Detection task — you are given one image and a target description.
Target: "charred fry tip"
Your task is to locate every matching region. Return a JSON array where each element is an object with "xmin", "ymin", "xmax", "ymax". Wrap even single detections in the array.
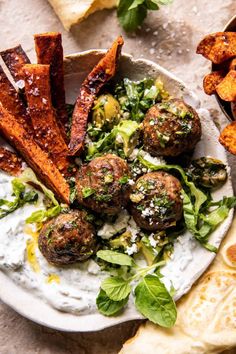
[
  {"xmin": 68, "ymin": 36, "xmax": 124, "ymax": 156},
  {"xmin": 34, "ymin": 32, "xmax": 61, "ymax": 38}
]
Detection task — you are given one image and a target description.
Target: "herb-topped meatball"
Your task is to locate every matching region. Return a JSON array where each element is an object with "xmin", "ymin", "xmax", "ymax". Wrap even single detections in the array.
[
  {"xmin": 130, "ymin": 171, "xmax": 183, "ymax": 231},
  {"xmin": 76, "ymin": 154, "xmax": 130, "ymax": 215},
  {"xmin": 143, "ymin": 98, "xmax": 201, "ymax": 157},
  {"xmin": 38, "ymin": 210, "xmax": 96, "ymax": 266}
]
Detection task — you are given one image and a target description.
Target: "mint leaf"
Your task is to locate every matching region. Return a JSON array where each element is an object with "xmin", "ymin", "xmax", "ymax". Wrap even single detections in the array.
[
  {"xmin": 96, "ymin": 289, "xmax": 129, "ymax": 316},
  {"xmin": 129, "ymin": 0, "xmax": 145, "ymax": 10},
  {"xmin": 118, "ymin": 0, "xmax": 147, "ymax": 32},
  {"xmin": 145, "ymin": 0, "xmax": 159, "ymax": 10},
  {"xmin": 97, "ymin": 250, "xmax": 135, "ymax": 266},
  {"xmin": 135, "ymin": 274, "xmax": 177, "ymax": 327},
  {"xmin": 101, "ymin": 276, "xmax": 131, "ymax": 301}
]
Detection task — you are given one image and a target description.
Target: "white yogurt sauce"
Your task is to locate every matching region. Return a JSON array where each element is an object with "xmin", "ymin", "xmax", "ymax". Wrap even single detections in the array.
[{"xmin": 0, "ymin": 166, "xmax": 214, "ymax": 315}]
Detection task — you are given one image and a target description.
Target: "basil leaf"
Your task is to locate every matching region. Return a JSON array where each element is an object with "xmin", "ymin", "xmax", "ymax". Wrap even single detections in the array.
[
  {"xmin": 117, "ymin": 0, "xmax": 147, "ymax": 32},
  {"xmin": 101, "ymin": 276, "xmax": 131, "ymax": 301},
  {"xmin": 96, "ymin": 289, "xmax": 129, "ymax": 316},
  {"xmin": 97, "ymin": 250, "xmax": 135, "ymax": 266},
  {"xmin": 135, "ymin": 274, "xmax": 177, "ymax": 327}
]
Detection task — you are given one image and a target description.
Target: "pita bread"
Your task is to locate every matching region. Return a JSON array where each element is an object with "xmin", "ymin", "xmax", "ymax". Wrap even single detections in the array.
[
  {"xmin": 48, "ymin": 0, "xmax": 118, "ymax": 30},
  {"xmin": 120, "ymin": 217, "xmax": 236, "ymax": 354}
]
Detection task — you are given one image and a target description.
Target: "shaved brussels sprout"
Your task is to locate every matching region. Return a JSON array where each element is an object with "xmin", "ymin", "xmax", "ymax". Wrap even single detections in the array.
[
  {"xmin": 92, "ymin": 94, "xmax": 121, "ymax": 130},
  {"xmin": 186, "ymin": 157, "xmax": 228, "ymax": 189}
]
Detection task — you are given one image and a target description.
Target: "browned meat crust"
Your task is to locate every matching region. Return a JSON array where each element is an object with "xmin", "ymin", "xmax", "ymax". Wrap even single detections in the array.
[
  {"xmin": 38, "ymin": 210, "xmax": 96, "ymax": 265},
  {"xmin": 76, "ymin": 154, "xmax": 130, "ymax": 215},
  {"xmin": 69, "ymin": 36, "xmax": 124, "ymax": 156},
  {"xmin": 130, "ymin": 171, "xmax": 183, "ymax": 231},
  {"xmin": 143, "ymin": 98, "xmax": 201, "ymax": 157}
]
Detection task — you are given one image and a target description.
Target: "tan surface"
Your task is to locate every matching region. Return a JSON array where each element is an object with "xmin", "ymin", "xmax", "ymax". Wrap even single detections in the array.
[{"xmin": 0, "ymin": 0, "xmax": 236, "ymax": 353}]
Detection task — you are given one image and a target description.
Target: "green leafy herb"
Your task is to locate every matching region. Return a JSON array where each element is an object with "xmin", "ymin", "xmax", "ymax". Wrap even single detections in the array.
[
  {"xmin": 96, "ymin": 289, "xmax": 129, "ymax": 316},
  {"xmin": 68, "ymin": 177, "xmax": 77, "ymax": 203},
  {"xmin": 0, "ymin": 179, "xmax": 38, "ymax": 219},
  {"xmin": 97, "ymin": 250, "xmax": 135, "ymax": 266},
  {"xmin": 119, "ymin": 176, "xmax": 129, "ymax": 184},
  {"xmin": 82, "ymin": 187, "xmax": 96, "ymax": 199},
  {"xmin": 101, "ymin": 276, "xmax": 131, "ymax": 301},
  {"xmin": 117, "ymin": 0, "xmax": 172, "ymax": 32},
  {"xmin": 135, "ymin": 274, "xmax": 177, "ymax": 327}
]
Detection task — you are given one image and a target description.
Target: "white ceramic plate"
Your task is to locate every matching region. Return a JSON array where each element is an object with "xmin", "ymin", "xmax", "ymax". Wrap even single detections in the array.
[{"xmin": 0, "ymin": 51, "xmax": 233, "ymax": 332}]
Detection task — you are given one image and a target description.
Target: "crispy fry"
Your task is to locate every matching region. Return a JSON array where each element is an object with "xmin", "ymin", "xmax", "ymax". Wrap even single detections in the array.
[
  {"xmin": 34, "ymin": 32, "xmax": 68, "ymax": 140},
  {"xmin": 0, "ymin": 65, "xmax": 32, "ymax": 132},
  {"xmin": 0, "ymin": 104, "xmax": 70, "ymax": 203},
  {"xmin": 196, "ymin": 32, "xmax": 236, "ymax": 64},
  {"xmin": 22, "ymin": 64, "xmax": 69, "ymax": 173},
  {"xmin": 0, "ymin": 45, "xmax": 30, "ymax": 82},
  {"xmin": 229, "ymin": 58, "xmax": 236, "ymax": 71},
  {"xmin": 216, "ymin": 70, "xmax": 236, "ymax": 102},
  {"xmin": 219, "ymin": 121, "xmax": 236, "ymax": 155},
  {"xmin": 68, "ymin": 36, "xmax": 124, "ymax": 156},
  {"xmin": 0, "ymin": 146, "xmax": 22, "ymax": 176},
  {"xmin": 203, "ymin": 71, "xmax": 225, "ymax": 95}
]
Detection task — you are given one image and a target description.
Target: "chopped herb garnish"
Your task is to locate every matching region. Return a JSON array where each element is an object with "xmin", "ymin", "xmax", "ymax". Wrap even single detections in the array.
[
  {"xmin": 82, "ymin": 187, "xmax": 96, "ymax": 199},
  {"xmin": 119, "ymin": 176, "xmax": 129, "ymax": 184}
]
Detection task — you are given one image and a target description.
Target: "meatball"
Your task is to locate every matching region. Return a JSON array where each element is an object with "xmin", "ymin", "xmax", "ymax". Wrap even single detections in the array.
[
  {"xmin": 130, "ymin": 171, "xmax": 183, "ymax": 231},
  {"xmin": 143, "ymin": 98, "xmax": 201, "ymax": 157},
  {"xmin": 76, "ymin": 154, "xmax": 130, "ymax": 215},
  {"xmin": 38, "ymin": 210, "xmax": 96, "ymax": 266}
]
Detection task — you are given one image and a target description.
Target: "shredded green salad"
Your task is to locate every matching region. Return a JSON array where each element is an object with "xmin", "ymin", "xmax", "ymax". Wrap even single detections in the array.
[{"xmin": 0, "ymin": 76, "xmax": 235, "ymax": 328}]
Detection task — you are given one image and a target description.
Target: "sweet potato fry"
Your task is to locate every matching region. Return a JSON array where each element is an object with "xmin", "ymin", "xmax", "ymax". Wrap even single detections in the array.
[
  {"xmin": 219, "ymin": 121, "xmax": 236, "ymax": 155},
  {"xmin": 216, "ymin": 70, "xmax": 236, "ymax": 102},
  {"xmin": 22, "ymin": 64, "xmax": 69, "ymax": 173},
  {"xmin": 0, "ymin": 104, "xmax": 70, "ymax": 203},
  {"xmin": 68, "ymin": 36, "xmax": 124, "ymax": 156},
  {"xmin": 0, "ymin": 65, "xmax": 32, "ymax": 133},
  {"xmin": 196, "ymin": 32, "xmax": 236, "ymax": 64},
  {"xmin": 34, "ymin": 32, "xmax": 68, "ymax": 140},
  {"xmin": 229, "ymin": 58, "xmax": 236, "ymax": 71},
  {"xmin": 0, "ymin": 45, "xmax": 30, "ymax": 82},
  {"xmin": 0, "ymin": 147, "xmax": 22, "ymax": 176},
  {"xmin": 203, "ymin": 71, "xmax": 225, "ymax": 95}
]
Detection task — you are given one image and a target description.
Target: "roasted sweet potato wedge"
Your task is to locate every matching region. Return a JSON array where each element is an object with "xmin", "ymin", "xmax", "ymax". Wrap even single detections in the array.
[
  {"xmin": 34, "ymin": 32, "xmax": 68, "ymax": 140},
  {"xmin": 0, "ymin": 65, "xmax": 32, "ymax": 133},
  {"xmin": 203, "ymin": 71, "xmax": 225, "ymax": 95},
  {"xmin": 0, "ymin": 45, "xmax": 30, "ymax": 82},
  {"xmin": 0, "ymin": 147, "xmax": 22, "ymax": 176},
  {"xmin": 219, "ymin": 121, "xmax": 236, "ymax": 155},
  {"xmin": 0, "ymin": 104, "xmax": 70, "ymax": 203},
  {"xmin": 196, "ymin": 32, "xmax": 236, "ymax": 64},
  {"xmin": 229, "ymin": 58, "xmax": 236, "ymax": 71},
  {"xmin": 22, "ymin": 64, "xmax": 69, "ymax": 173},
  {"xmin": 68, "ymin": 36, "xmax": 124, "ymax": 156},
  {"xmin": 216, "ymin": 70, "xmax": 236, "ymax": 102}
]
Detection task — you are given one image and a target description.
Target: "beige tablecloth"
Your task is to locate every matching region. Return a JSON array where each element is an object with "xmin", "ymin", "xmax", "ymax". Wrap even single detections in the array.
[{"xmin": 0, "ymin": 0, "xmax": 235, "ymax": 353}]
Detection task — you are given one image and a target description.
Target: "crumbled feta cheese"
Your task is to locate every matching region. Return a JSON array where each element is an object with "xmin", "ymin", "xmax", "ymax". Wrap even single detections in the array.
[
  {"xmin": 126, "ymin": 243, "xmax": 138, "ymax": 256},
  {"xmin": 149, "ymin": 233, "xmax": 158, "ymax": 247}
]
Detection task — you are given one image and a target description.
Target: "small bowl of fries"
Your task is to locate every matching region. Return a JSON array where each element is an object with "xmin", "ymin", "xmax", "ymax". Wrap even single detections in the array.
[{"xmin": 196, "ymin": 15, "xmax": 236, "ymax": 155}]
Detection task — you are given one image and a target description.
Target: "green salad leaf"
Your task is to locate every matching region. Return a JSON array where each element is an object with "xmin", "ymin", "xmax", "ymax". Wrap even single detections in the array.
[
  {"xmin": 15, "ymin": 168, "xmax": 62, "ymax": 225},
  {"xmin": 101, "ymin": 276, "xmax": 131, "ymax": 301},
  {"xmin": 96, "ymin": 289, "xmax": 129, "ymax": 316},
  {"xmin": 97, "ymin": 250, "xmax": 135, "ymax": 266},
  {"xmin": 0, "ymin": 179, "xmax": 38, "ymax": 219},
  {"xmin": 134, "ymin": 274, "xmax": 177, "ymax": 327}
]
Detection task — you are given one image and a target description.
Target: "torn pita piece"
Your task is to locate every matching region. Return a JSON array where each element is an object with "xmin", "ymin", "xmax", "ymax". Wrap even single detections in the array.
[
  {"xmin": 121, "ymin": 217, "xmax": 236, "ymax": 354},
  {"xmin": 48, "ymin": 0, "xmax": 118, "ymax": 31}
]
